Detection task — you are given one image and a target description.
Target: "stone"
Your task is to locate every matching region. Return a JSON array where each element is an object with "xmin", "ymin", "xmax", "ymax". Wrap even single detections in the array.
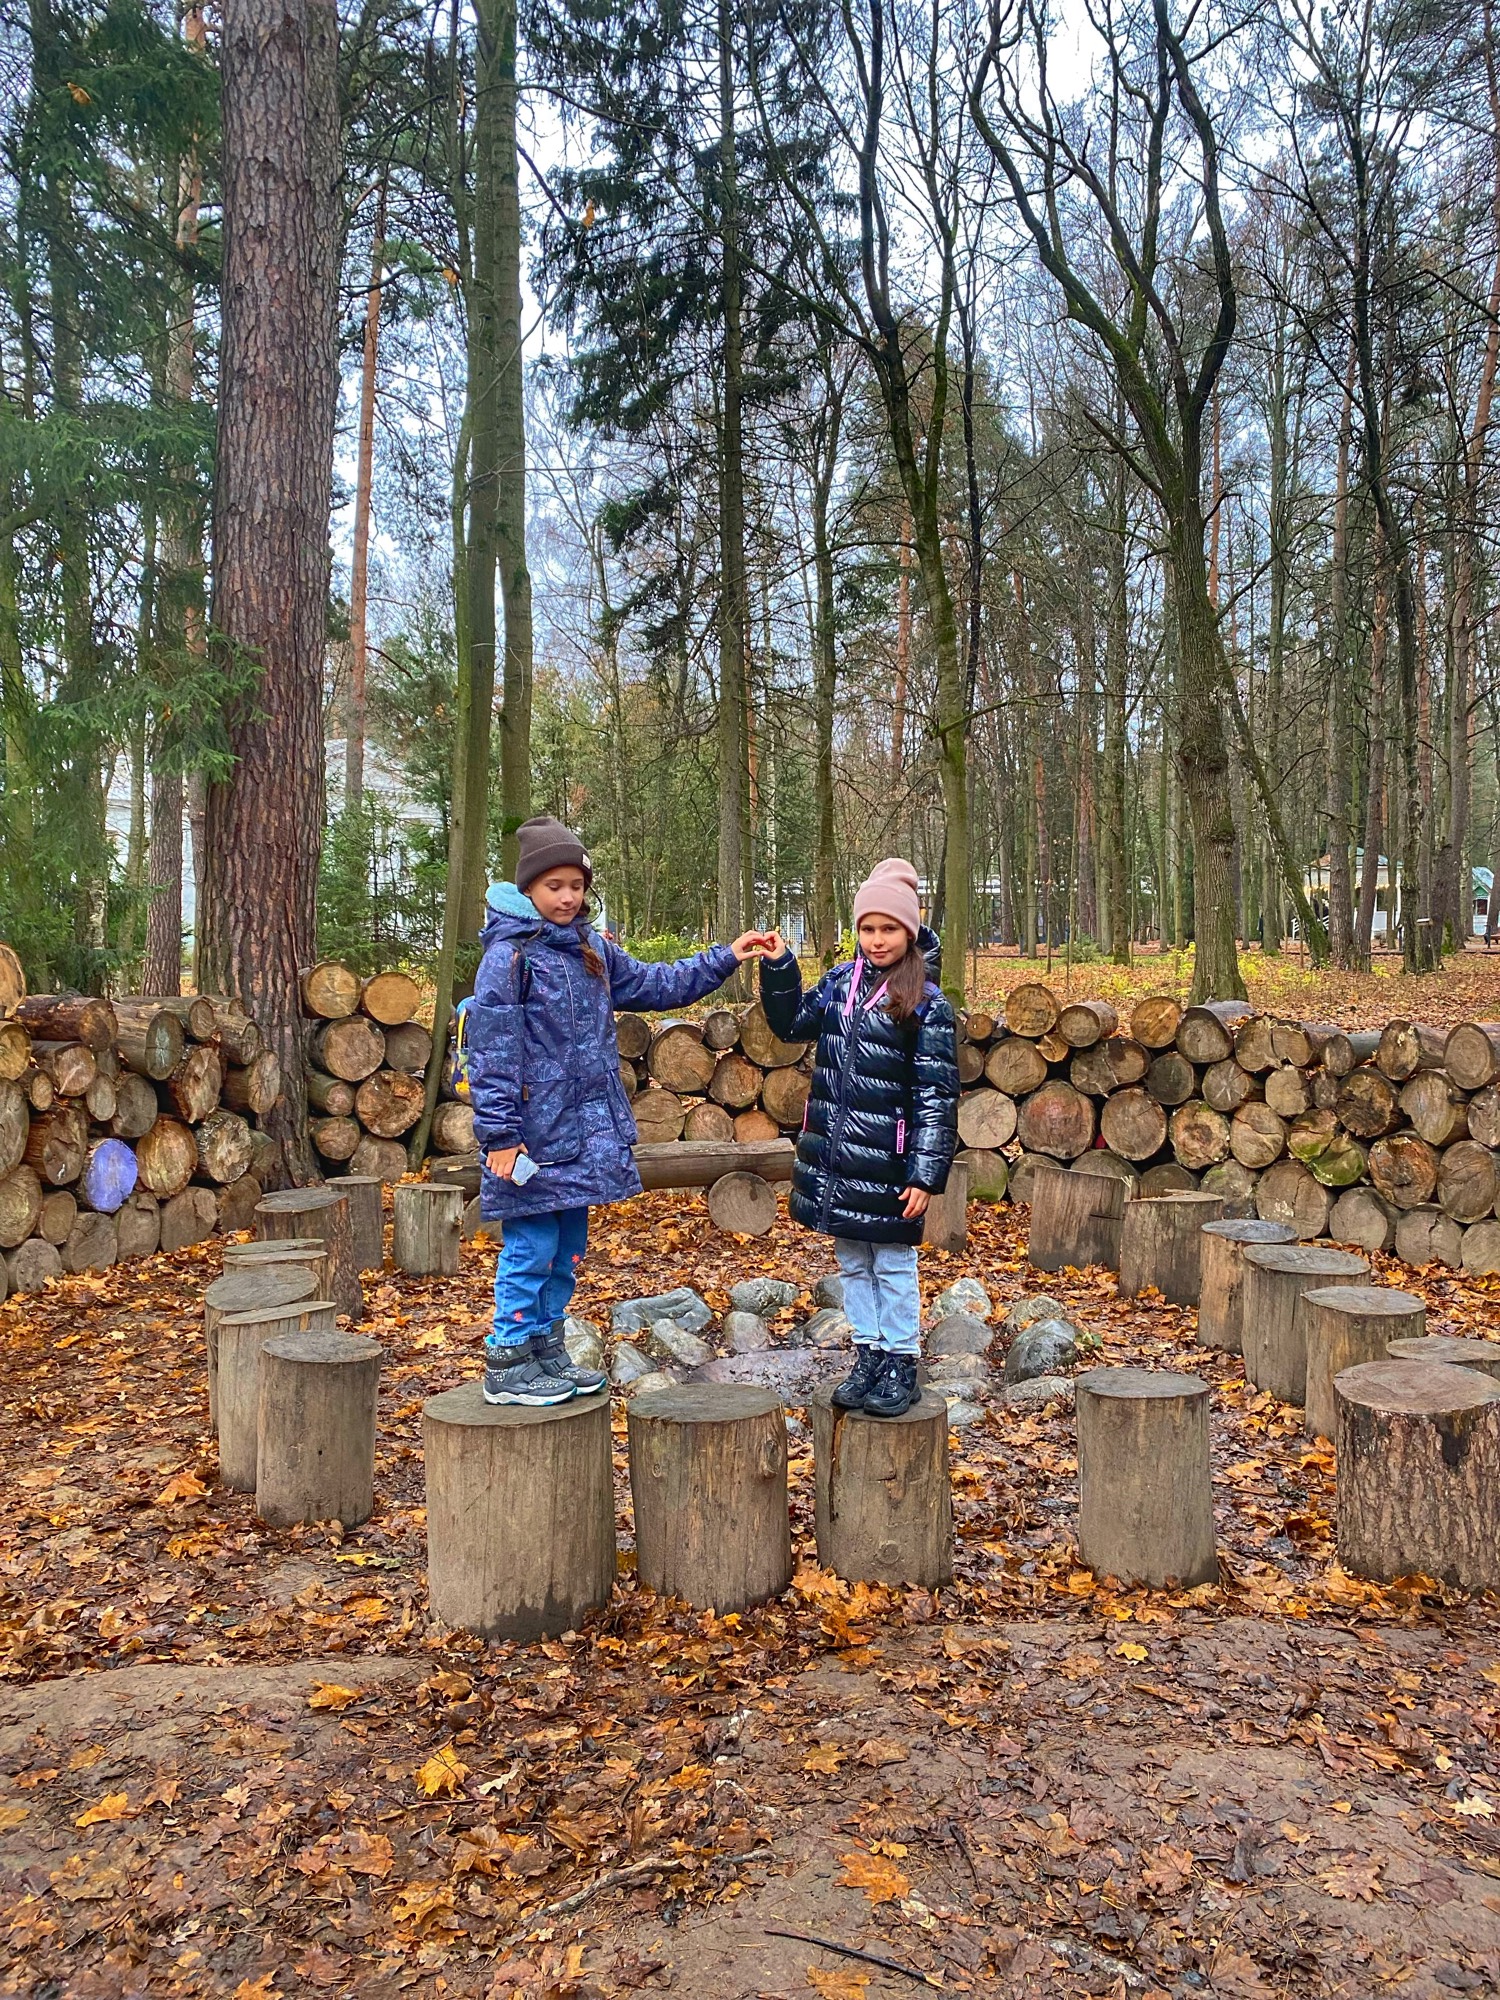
[
  {"xmin": 927, "ymin": 1353, "xmax": 994, "ymax": 1390},
  {"xmin": 933, "ymin": 1277, "xmax": 992, "ymax": 1322},
  {"xmin": 727, "ymin": 1277, "xmax": 798, "ymax": 1316},
  {"xmin": 795, "ymin": 1308, "xmax": 854, "ymax": 1349},
  {"xmin": 1002, "ymin": 1294, "xmax": 1066, "ymax": 1340},
  {"xmin": 723, "ymin": 1310, "xmax": 772, "ymax": 1354},
  {"xmin": 1001, "ymin": 1374, "xmax": 1075, "ymax": 1407},
  {"xmin": 563, "ymin": 1317, "xmax": 605, "ymax": 1372},
  {"xmin": 941, "ymin": 1397, "xmax": 986, "ymax": 1429},
  {"xmin": 813, "ymin": 1274, "xmax": 844, "ymax": 1310},
  {"xmin": 693, "ymin": 1350, "xmax": 833, "ymax": 1399},
  {"xmin": 1004, "ymin": 1317, "xmax": 1081, "ymax": 1383},
  {"xmin": 611, "ymin": 1286, "xmax": 711, "ymax": 1337},
  {"xmin": 646, "ymin": 1321, "xmax": 714, "ymax": 1370},
  {"xmin": 624, "ymin": 1368, "xmax": 682, "ymax": 1397},
  {"xmin": 610, "ymin": 1342, "xmax": 655, "ymax": 1387},
  {"xmin": 926, "ymin": 1311, "xmax": 993, "ymax": 1359}
]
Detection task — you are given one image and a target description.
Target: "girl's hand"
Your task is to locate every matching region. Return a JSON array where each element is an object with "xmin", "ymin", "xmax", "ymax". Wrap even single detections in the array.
[
  {"xmin": 900, "ymin": 1186, "xmax": 930, "ymax": 1219},
  {"xmin": 760, "ymin": 929, "xmax": 788, "ymax": 960},
  {"xmin": 487, "ymin": 1147, "xmax": 521, "ymax": 1181},
  {"xmin": 730, "ymin": 930, "xmax": 777, "ymax": 962}
]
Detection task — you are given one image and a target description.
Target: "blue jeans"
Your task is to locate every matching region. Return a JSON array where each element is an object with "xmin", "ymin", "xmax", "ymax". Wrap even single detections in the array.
[
  {"xmin": 489, "ymin": 1208, "xmax": 590, "ymax": 1350},
  {"xmin": 833, "ymin": 1237, "xmax": 921, "ymax": 1355}
]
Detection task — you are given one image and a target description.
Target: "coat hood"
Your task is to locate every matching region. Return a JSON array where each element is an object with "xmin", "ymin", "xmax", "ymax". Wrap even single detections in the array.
[{"xmin": 480, "ymin": 880, "xmax": 542, "ymax": 949}]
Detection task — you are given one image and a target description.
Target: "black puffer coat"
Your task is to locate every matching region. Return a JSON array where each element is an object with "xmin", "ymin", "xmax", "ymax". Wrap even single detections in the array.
[{"xmin": 759, "ymin": 932, "xmax": 959, "ymax": 1245}]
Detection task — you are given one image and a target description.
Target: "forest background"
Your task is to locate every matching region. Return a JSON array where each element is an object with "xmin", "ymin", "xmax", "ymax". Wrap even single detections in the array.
[{"xmin": 1, "ymin": 0, "xmax": 1499, "ymax": 1175}]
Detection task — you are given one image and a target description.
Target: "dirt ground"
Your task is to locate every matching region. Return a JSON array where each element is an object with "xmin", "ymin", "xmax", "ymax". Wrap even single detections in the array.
[{"xmin": 4, "ymin": 992, "xmax": 1500, "ymax": 1994}]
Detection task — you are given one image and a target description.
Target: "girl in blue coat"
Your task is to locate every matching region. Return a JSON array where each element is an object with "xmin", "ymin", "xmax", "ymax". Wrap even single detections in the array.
[
  {"xmin": 467, "ymin": 815, "xmax": 771, "ymax": 1405},
  {"xmin": 759, "ymin": 859, "xmax": 959, "ymax": 1416}
]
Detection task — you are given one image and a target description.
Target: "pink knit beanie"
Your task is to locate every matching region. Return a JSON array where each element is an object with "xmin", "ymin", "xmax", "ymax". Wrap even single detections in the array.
[{"xmin": 852, "ymin": 858, "xmax": 921, "ymax": 941}]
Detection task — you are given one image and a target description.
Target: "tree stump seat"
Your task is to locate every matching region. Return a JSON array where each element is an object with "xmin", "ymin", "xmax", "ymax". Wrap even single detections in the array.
[
  {"xmin": 1028, "ymin": 1163, "xmax": 1125, "ymax": 1274},
  {"xmin": 1302, "ymin": 1286, "xmax": 1426, "ymax": 1440},
  {"xmin": 1117, "ymin": 1191, "xmax": 1224, "ymax": 1304},
  {"xmin": 810, "ymin": 1385, "xmax": 952, "ymax": 1587},
  {"xmin": 393, "ymin": 1182, "xmax": 462, "ymax": 1275},
  {"xmin": 423, "ymin": 1384, "xmax": 615, "ymax": 1641},
  {"xmin": 1334, "ymin": 1360, "xmax": 1500, "ymax": 1589},
  {"xmin": 1076, "ymin": 1366, "xmax": 1217, "ymax": 1588},
  {"xmin": 255, "ymin": 1330, "xmax": 382, "ymax": 1528},
  {"xmin": 217, "ymin": 1299, "xmax": 338, "ymax": 1490},
  {"xmin": 1240, "ymin": 1243, "xmax": 1368, "ymax": 1405},
  {"xmin": 627, "ymin": 1385, "xmax": 791, "ymax": 1611},
  {"xmin": 1197, "ymin": 1219, "xmax": 1296, "ymax": 1352}
]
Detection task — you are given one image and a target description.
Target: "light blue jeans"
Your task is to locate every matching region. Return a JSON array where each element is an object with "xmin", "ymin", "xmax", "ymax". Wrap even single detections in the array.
[
  {"xmin": 489, "ymin": 1207, "xmax": 590, "ymax": 1350},
  {"xmin": 833, "ymin": 1237, "xmax": 921, "ymax": 1355}
]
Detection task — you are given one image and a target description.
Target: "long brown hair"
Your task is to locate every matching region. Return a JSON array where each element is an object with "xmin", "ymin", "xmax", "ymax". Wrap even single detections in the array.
[
  {"xmin": 882, "ymin": 942, "xmax": 929, "ymax": 1024},
  {"xmin": 577, "ymin": 893, "xmax": 606, "ymax": 980}
]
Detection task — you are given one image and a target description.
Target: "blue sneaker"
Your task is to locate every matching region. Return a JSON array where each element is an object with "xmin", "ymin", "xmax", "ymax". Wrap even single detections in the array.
[{"xmin": 482, "ymin": 1338, "xmax": 576, "ymax": 1406}]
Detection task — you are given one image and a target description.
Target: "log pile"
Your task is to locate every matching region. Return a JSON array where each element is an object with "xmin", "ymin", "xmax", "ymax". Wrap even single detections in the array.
[
  {"xmin": 947, "ymin": 989, "xmax": 1500, "ymax": 1272},
  {"xmin": 0, "ymin": 985, "xmax": 285, "ymax": 1290},
  {"xmin": 300, "ymin": 960, "xmax": 435, "ymax": 1180},
  {"xmin": 613, "ymin": 1002, "xmax": 813, "ymax": 1148}
]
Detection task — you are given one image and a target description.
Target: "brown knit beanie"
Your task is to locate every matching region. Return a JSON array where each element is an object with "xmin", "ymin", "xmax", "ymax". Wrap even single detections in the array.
[{"xmin": 515, "ymin": 815, "xmax": 593, "ymax": 895}]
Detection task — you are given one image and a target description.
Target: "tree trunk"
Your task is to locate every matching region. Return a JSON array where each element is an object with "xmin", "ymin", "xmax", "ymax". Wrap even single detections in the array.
[
  {"xmin": 201, "ymin": 0, "xmax": 340, "ymax": 1184},
  {"xmin": 345, "ymin": 177, "xmax": 385, "ymax": 812},
  {"xmin": 1167, "ymin": 525, "xmax": 1244, "ymax": 1002},
  {"xmin": 491, "ymin": 0, "xmax": 532, "ymax": 874}
]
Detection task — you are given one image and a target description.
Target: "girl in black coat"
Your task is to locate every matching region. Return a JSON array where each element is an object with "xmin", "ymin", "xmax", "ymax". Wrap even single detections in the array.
[{"xmin": 759, "ymin": 859, "xmax": 960, "ymax": 1415}]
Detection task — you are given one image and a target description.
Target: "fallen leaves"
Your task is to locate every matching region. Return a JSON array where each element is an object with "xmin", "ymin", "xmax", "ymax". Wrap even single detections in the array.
[
  {"xmin": 855, "ymin": 1737, "xmax": 908, "ymax": 1767},
  {"xmin": 1317, "ymin": 1856, "xmax": 1384, "ymax": 1901},
  {"xmin": 414, "ymin": 1742, "xmax": 469, "ymax": 1798},
  {"xmin": 807, "ymin": 1970, "xmax": 870, "ymax": 1999},
  {"xmin": 837, "ymin": 1849, "xmax": 910, "ymax": 1904},
  {"xmin": 306, "ymin": 1682, "xmax": 362, "ymax": 1711},
  {"xmin": 154, "ymin": 1467, "xmax": 208, "ymax": 1505},
  {"xmin": 74, "ymin": 1791, "xmax": 133, "ymax": 1827},
  {"xmin": 803, "ymin": 1744, "xmax": 847, "ymax": 1774}
]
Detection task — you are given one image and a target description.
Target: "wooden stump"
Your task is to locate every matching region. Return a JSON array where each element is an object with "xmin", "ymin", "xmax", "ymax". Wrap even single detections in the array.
[
  {"xmin": 761, "ymin": 1066, "xmax": 811, "ymax": 1129},
  {"xmin": 957, "ymin": 1087, "xmax": 1019, "ymax": 1150},
  {"xmin": 310, "ymin": 1116, "xmax": 360, "ymax": 1163},
  {"xmin": 221, "ymin": 1050, "xmax": 282, "ymax": 1117},
  {"xmin": 78, "ymin": 1139, "xmax": 138, "ymax": 1215},
  {"xmin": 1394, "ymin": 1205, "xmax": 1465, "ymax": 1270},
  {"xmin": 354, "ymin": 1068, "xmax": 425, "ymax": 1138},
  {"xmin": 195, "ymin": 1109, "xmax": 253, "ymax": 1185},
  {"xmin": 1027, "ymin": 1162, "xmax": 1125, "ymax": 1273},
  {"xmin": 393, "ymin": 1183, "xmax": 463, "ymax": 1275},
  {"xmin": 1099, "ymin": 1087, "xmax": 1168, "ymax": 1162},
  {"xmin": 360, "ymin": 969, "xmax": 421, "ymax": 1025},
  {"xmin": 709, "ymin": 1051, "xmax": 762, "ymax": 1109},
  {"xmin": 423, "ymin": 1384, "xmax": 615, "ymax": 1640},
  {"xmin": 0, "ymin": 1166, "xmax": 42, "ymax": 1249},
  {"xmin": 256, "ymin": 1331, "xmax": 383, "ymax": 1528},
  {"xmin": 628, "ymin": 1386, "xmax": 792, "ymax": 1611},
  {"xmin": 204, "ymin": 1265, "xmax": 323, "ymax": 1426},
  {"xmin": 1385, "ymin": 1335, "xmax": 1500, "ymax": 1383},
  {"xmin": 37, "ymin": 1190, "xmax": 75, "ymax": 1244},
  {"xmin": 1197, "ymin": 1219, "xmax": 1295, "ymax": 1352},
  {"xmin": 428, "ymin": 1100, "xmax": 475, "ymax": 1155},
  {"xmin": 811, "ymin": 1386, "xmax": 951, "ymax": 1587},
  {"xmin": 350, "ymin": 1134, "xmax": 409, "ymax": 1183},
  {"xmin": 921, "ymin": 1155, "xmax": 969, "ymax": 1254},
  {"xmin": 706, "ymin": 1171, "xmax": 777, "ymax": 1235},
  {"xmin": 1254, "ymin": 1158, "xmax": 1331, "ymax": 1240},
  {"xmin": 1334, "ymin": 1361, "xmax": 1500, "ymax": 1588},
  {"xmin": 255, "ymin": 1186, "xmax": 361, "ymax": 1317},
  {"xmin": 327, "ymin": 1174, "xmax": 384, "ymax": 1273},
  {"xmin": 684, "ymin": 1101, "xmax": 734, "ymax": 1143},
  {"xmin": 1075, "ymin": 1367, "xmax": 1217, "ymax": 1587},
  {"xmin": 961, "ymin": 1147, "xmax": 1009, "ymax": 1203},
  {"xmin": 984, "ymin": 1038, "xmax": 1047, "ymax": 1097},
  {"xmin": 217, "ymin": 1300, "xmax": 338, "ymax": 1491},
  {"xmin": 62, "ymin": 1211, "xmax": 118, "ymax": 1274},
  {"xmin": 382, "ymin": 1021, "xmax": 433, "ymax": 1072},
  {"xmin": 216, "ymin": 1175, "xmax": 264, "ymax": 1235},
  {"xmin": 1117, "ymin": 1191, "xmax": 1224, "ymax": 1305},
  {"xmin": 135, "ymin": 1117, "xmax": 197, "ymax": 1198},
  {"xmin": 311, "ymin": 1016, "xmax": 386, "ymax": 1083},
  {"xmin": 1016, "ymin": 1079, "xmax": 1096, "ymax": 1159},
  {"xmin": 1302, "ymin": 1286, "xmax": 1426, "ymax": 1440},
  {"xmin": 301, "ymin": 959, "xmax": 361, "ymax": 1018},
  {"xmin": 1240, "ymin": 1243, "xmax": 1369, "ymax": 1405},
  {"xmin": 222, "ymin": 1236, "xmax": 329, "ymax": 1287}
]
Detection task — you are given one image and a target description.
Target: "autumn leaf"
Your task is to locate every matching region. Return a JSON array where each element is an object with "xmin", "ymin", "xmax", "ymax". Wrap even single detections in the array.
[
  {"xmin": 307, "ymin": 1683, "xmax": 362, "ymax": 1712},
  {"xmin": 1453, "ymin": 1794, "xmax": 1495, "ymax": 1817},
  {"xmin": 803, "ymin": 1744, "xmax": 846, "ymax": 1775},
  {"xmin": 0, "ymin": 1803, "xmax": 29, "ymax": 1830},
  {"xmin": 838, "ymin": 1849, "xmax": 910, "ymax": 1903},
  {"xmin": 807, "ymin": 1969, "xmax": 870, "ymax": 1999},
  {"xmin": 414, "ymin": 1743, "xmax": 469, "ymax": 1798},
  {"xmin": 388, "ymin": 1880, "xmax": 456, "ymax": 1926},
  {"xmin": 1116, "ymin": 1641, "xmax": 1149, "ymax": 1662},
  {"xmin": 154, "ymin": 1468, "xmax": 208, "ymax": 1506},
  {"xmin": 1142, "ymin": 1844, "xmax": 1194, "ymax": 1895},
  {"xmin": 232, "ymin": 1978, "xmax": 279, "ymax": 2000},
  {"xmin": 1317, "ymin": 1857, "xmax": 1383, "ymax": 1901},
  {"xmin": 856, "ymin": 1737, "xmax": 909, "ymax": 1768},
  {"xmin": 75, "ymin": 1792, "xmax": 133, "ymax": 1827}
]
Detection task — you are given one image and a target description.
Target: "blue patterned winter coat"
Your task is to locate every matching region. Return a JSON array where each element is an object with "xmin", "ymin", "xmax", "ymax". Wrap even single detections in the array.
[
  {"xmin": 759, "ymin": 931, "xmax": 959, "ymax": 1245},
  {"xmin": 466, "ymin": 883, "xmax": 739, "ymax": 1220}
]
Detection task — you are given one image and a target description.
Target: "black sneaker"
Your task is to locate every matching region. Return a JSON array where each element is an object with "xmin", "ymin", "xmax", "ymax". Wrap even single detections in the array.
[
  {"xmin": 863, "ymin": 1354, "xmax": 919, "ymax": 1418},
  {"xmin": 831, "ymin": 1344, "xmax": 885, "ymax": 1409},
  {"xmin": 482, "ymin": 1339, "xmax": 576, "ymax": 1406},
  {"xmin": 532, "ymin": 1319, "xmax": 607, "ymax": 1393}
]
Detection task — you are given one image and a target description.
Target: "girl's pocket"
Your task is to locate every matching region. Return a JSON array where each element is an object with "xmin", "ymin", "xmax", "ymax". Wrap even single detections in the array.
[{"xmin": 521, "ymin": 1079, "xmax": 582, "ymax": 1164}]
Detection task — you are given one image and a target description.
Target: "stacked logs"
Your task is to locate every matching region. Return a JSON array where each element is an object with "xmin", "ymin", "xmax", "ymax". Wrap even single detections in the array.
[
  {"xmin": 615, "ymin": 1003, "xmax": 813, "ymax": 1146},
  {"xmin": 964, "ymin": 986, "xmax": 1500, "ymax": 1273},
  {"xmin": 0, "ymin": 984, "xmax": 284, "ymax": 1291},
  {"xmin": 301, "ymin": 960, "xmax": 437, "ymax": 1180}
]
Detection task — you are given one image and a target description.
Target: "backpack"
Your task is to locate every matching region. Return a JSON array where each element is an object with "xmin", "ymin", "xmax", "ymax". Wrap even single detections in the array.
[{"xmin": 449, "ymin": 946, "xmax": 532, "ymax": 1102}]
